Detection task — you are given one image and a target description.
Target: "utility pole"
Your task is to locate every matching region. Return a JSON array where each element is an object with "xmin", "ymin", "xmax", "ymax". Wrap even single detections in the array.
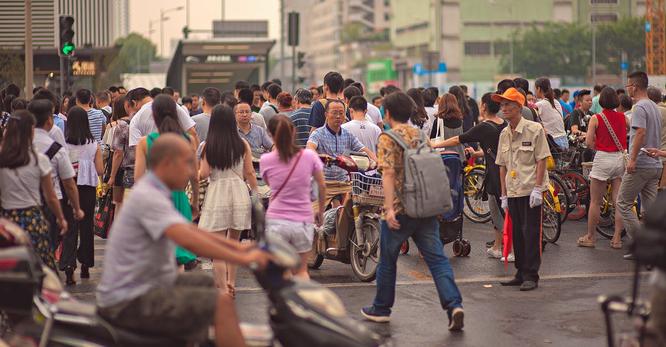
[
  {"xmin": 221, "ymin": 0, "xmax": 225, "ymax": 20},
  {"xmin": 186, "ymin": 0, "xmax": 190, "ymax": 28},
  {"xmin": 280, "ymin": 0, "xmax": 285, "ymax": 83},
  {"xmin": 592, "ymin": 23, "xmax": 597, "ymax": 85},
  {"xmin": 160, "ymin": 9, "xmax": 165, "ymax": 57},
  {"xmin": 25, "ymin": 0, "xmax": 33, "ymax": 98}
]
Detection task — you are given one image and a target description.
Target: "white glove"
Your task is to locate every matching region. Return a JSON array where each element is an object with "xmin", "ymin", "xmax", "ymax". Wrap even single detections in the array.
[
  {"xmin": 500, "ymin": 196, "xmax": 508, "ymax": 210},
  {"xmin": 529, "ymin": 187, "xmax": 544, "ymax": 208}
]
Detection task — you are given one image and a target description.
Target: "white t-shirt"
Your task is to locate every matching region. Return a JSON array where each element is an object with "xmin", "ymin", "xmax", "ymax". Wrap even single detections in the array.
[
  {"xmin": 341, "ymin": 119, "xmax": 382, "ymax": 152},
  {"xmin": 128, "ymin": 101, "xmax": 196, "ymax": 146},
  {"xmin": 536, "ymin": 99, "xmax": 566, "ymax": 139},
  {"xmin": 0, "ymin": 152, "xmax": 52, "ymax": 209},
  {"xmin": 33, "ymin": 128, "xmax": 75, "ymax": 200},
  {"xmin": 423, "ymin": 106, "xmax": 437, "ymax": 138},
  {"xmin": 366, "ymin": 103, "xmax": 382, "ymax": 126}
]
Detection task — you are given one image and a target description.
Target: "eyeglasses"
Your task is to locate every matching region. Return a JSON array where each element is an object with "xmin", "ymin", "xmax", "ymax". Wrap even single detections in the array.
[
  {"xmin": 328, "ymin": 111, "xmax": 345, "ymax": 117},
  {"xmin": 235, "ymin": 110, "xmax": 252, "ymax": 115}
]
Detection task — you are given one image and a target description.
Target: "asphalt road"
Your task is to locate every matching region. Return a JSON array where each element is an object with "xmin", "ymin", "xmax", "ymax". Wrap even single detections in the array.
[{"xmin": 70, "ymin": 218, "xmax": 652, "ymax": 347}]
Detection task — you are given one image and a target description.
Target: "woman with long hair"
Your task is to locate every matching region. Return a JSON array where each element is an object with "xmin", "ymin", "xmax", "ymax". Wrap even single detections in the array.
[
  {"xmin": 106, "ymin": 96, "xmax": 132, "ymax": 216},
  {"xmin": 260, "ymin": 115, "xmax": 326, "ymax": 279},
  {"xmin": 134, "ymin": 95, "xmax": 200, "ymax": 267},
  {"xmin": 198, "ymin": 104, "xmax": 257, "ymax": 296},
  {"xmin": 431, "ymin": 93, "xmax": 465, "ymax": 161},
  {"xmin": 0, "ymin": 110, "xmax": 67, "ymax": 271},
  {"xmin": 448, "ymin": 85, "xmax": 472, "ymax": 132},
  {"xmin": 535, "ymin": 77, "xmax": 567, "ymax": 149},
  {"xmin": 578, "ymin": 87, "xmax": 626, "ymax": 249},
  {"xmin": 406, "ymin": 88, "xmax": 428, "ymax": 133},
  {"xmin": 60, "ymin": 106, "xmax": 104, "ymax": 285}
]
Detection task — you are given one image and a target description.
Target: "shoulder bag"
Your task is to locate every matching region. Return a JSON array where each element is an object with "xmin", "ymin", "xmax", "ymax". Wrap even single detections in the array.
[
  {"xmin": 269, "ymin": 150, "xmax": 304, "ymax": 202},
  {"xmin": 598, "ymin": 113, "xmax": 629, "ymax": 166}
]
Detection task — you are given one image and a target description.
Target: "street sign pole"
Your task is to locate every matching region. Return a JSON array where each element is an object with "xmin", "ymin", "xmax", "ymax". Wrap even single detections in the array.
[{"xmin": 25, "ymin": 0, "xmax": 34, "ymax": 98}]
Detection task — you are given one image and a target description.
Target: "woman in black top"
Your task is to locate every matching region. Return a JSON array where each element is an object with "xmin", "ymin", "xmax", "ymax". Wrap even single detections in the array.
[
  {"xmin": 432, "ymin": 93, "xmax": 509, "ymax": 259},
  {"xmin": 430, "ymin": 93, "xmax": 466, "ymax": 161}
]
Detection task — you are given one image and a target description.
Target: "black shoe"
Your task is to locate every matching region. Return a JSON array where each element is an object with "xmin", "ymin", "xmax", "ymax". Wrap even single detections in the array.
[
  {"xmin": 65, "ymin": 269, "xmax": 76, "ymax": 286},
  {"xmin": 519, "ymin": 281, "xmax": 538, "ymax": 291},
  {"xmin": 500, "ymin": 278, "xmax": 523, "ymax": 286},
  {"xmin": 486, "ymin": 240, "xmax": 495, "ymax": 248},
  {"xmin": 623, "ymin": 253, "xmax": 635, "ymax": 261},
  {"xmin": 184, "ymin": 259, "xmax": 199, "ymax": 271},
  {"xmin": 80, "ymin": 265, "xmax": 90, "ymax": 279}
]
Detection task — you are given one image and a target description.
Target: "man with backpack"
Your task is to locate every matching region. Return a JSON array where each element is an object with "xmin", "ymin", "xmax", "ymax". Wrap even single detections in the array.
[
  {"xmin": 308, "ymin": 71, "xmax": 345, "ymax": 130},
  {"xmin": 494, "ymin": 88, "xmax": 551, "ymax": 292},
  {"xmin": 259, "ymin": 83, "xmax": 281, "ymax": 124},
  {"xmin": 361, "ymin": 91, "xmax": 464, "ymax": 331}
]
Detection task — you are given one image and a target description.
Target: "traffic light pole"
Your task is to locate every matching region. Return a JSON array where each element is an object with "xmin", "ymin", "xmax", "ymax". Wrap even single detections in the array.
[
  {"xmin": 24, "ymin": 0, "xmax": 34, "ymax": 98},
  {"xmin": 59, "ymin": 56, "xmax": 65, "ymax": 97},
  {"xmin": 292, "ymin": 45, "xmax": 296, "ymax": 90}
]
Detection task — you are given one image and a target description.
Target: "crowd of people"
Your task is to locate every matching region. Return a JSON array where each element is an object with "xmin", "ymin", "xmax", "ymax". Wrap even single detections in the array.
[{"xmin": 1, "ymin": 68, "xmax": 665, "ymax": 346}]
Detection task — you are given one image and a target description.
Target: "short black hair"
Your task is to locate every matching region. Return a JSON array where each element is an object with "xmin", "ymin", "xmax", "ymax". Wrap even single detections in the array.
[
  {"xmin": 343, "ymin": 86, "xmax": 362, "ymax": 101},
  {"xmin": 261, "ymin": 81, "xmax": 273, "ymax": 91},
  {"xmin": 497, "ymin": 79, "xmax": 515, "ymax": 94},
  {"xmin": 553, "ymin": 88, "xmax": 562, "ymax": 99},
  {"xmin": 423, "ymin": 89, "xmax": 437, "ymax": 107},
  {"xmin": 481, "ymin": 92, "xmax": 501, "ymax": 114},
  {"xmin": 149, "ymin": 87, "xmax": 162, "ymax": 98},
  {"xmin": 513, "ymin": 78, "xmax": 529, "ymax": 94},
  {"xmin": 372, "ymin": 96, "xmax": 382, "ymax": 104},
  {"xmin": 4, "ymin": 84, "xmax": 21, "ymax": 97},
  {"xmin": 28, "ymin": 99, "xmax": 54, "ymax": 127},
  {"xmin": 426, "ymin": 86, "xmax": 439, "ymax": 99},
  {"xmin": 647, "ymin": 86, "xmax": 662, "ymax": 104},
  {"xmin": 324, "ymin": 99, "xmax": 345, "ymax": 112},
  {"xmin": 271, "ymin": 78, "xmax": 282, "ymax": 86},
  {"xmin": 348, "ymin": 95, "xmax": 367, "ymax": 112},
  {"xmin": 593, "ymin": 84, "xmax": 604, "ymax": 93},
  {"xmin": 599, "ymin": 87, "xmax": 620, "ymax": 109},
  {"xmin": 294, "ymin": 88, "xmax": 313, "ymax": 105},
  {"xmin": 201, "ymin": 87, "xmax": 222, "ymax": 107},
  {"xmin": 382, "ymin": 91, "xmax": 415, "ymax": 123},
  {"xmin": 11, "ymin": 98, "xmax": 27, "ymax": 112},
  {"xmin": 628, "ymin": 71, "xmax": 648, "ymax": 90},
  {"xmin": 619, "ymin": 94, "xmax": 633, "ymax": 110},
  {"xmin": 344, "ymin": 78, "xmax": 355, "ymax": 89},
  {"xmin": 161, "ymin": 87, "xmax": 175, "ymax": 96},
  {"xmin": 562, "ymin": 89, "xmax": 570, "ymax": 95},
  {"xmin": 75, "ymin": 88, "xmax": 93, "ymax": 105},
  {"xmin": 127, "ymin": 87, "xmax": 151, "ymax": 102},
  {"xmin": 250, "ymin": 84, "xmax": 260, "ymax": 92},
  {"xmin": 351, "ymin": 81, "xmax": 364, "ymax": 95},
  {"xmin": 181, "ymin": 96, "xmax": 193, "ymax": 104},
  {"xmin": 323, "ymin": 71, "xmax": 345, "ymax": 94},
  {"xmin": 616, "ymin": 88, "xmax": 626, "ymax": 95},
  {"xmin": 108, "ymin": 86, "xmax": 119, "ymax": 93},
  {"xmin": 221, "ymin": 91, "xmax": 238, "ymax": 108},
  {"xmin": 32, "ymin": 89, "xmax": 59, "ymax": 112},
  {"xmin": 460, "ymin": 85, "xmax": 468, "ymax": 93},
  {"xmin": 578, "ymin": 89, "xmax": 592, "ymax": 98},
  {"xmin": 380, "ymin": 85, "xmax": 400, "ymax": 97},
  {"xmin": 237, "ymin": 88, "xmax": 254, "ymax": 105},
  {"xmin": 235, "ymin": 80, "xmax": 250, "ymax": 90},
  {"xmin": 267, "ymin": 83, "xmax": 282, "ymax": 99}
]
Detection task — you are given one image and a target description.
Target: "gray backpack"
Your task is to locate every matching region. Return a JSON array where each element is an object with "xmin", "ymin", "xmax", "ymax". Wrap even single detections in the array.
[{"xmin": 383, "ymin": 130, "xmax": 452, "ymax": 218}]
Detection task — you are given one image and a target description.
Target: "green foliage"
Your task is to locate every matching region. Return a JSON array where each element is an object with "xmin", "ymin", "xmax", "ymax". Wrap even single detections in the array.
[
  {"xmin": 103, "ymin": 33, "xmax": 157, "ymax": 85},
  {"xmin": 499, "ymin": 18, "xmax": 646, "ymax": 79},
  {"xmin": 0, "ymin": 51, "xmax": 25, "ymax": 89}
]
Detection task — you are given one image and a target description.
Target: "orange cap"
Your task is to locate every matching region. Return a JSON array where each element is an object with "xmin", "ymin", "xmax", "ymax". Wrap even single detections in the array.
[{"xmin": 491, "ymin": 87, "xmax": 526, "ymax": 106}]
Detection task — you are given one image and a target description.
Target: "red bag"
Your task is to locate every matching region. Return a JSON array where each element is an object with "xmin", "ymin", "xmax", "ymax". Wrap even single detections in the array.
[
  {"xmin": 502, "ymin": 208, "xmax": 512, "ymax": 269},
  {"xmin": 94, "ymin": 191, "xmax": 115, "ymax": 239}
]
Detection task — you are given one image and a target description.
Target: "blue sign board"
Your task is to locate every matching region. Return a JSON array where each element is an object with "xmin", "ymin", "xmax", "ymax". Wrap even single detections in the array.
[
  {"xmin": 620, "ymin": 62, "xmax": 629, "ymax": 71},
  {"xmin": 413, "ymin": 62, "xmax": 448, "ymax": 76}
]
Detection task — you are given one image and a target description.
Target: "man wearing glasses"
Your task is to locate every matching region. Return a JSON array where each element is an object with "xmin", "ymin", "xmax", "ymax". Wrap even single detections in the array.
[
  {"xmin": 307, "ymin": 99, "xmax": 376, "ymax": 207},
  {"xmin": 236, "ymin": 102, "xmax": 273, "ymax": 155}
]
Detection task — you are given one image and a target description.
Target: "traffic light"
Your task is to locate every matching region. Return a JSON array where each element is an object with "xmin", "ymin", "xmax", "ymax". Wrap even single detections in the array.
[
  {"xmin": 58, "ymin": 15, "xmax": 75, "ymax": 57},
  {"xmin": 297, "ymin": 52, "xmax": 306, "ymax": 69},
  {"xmin": 182, "ymin": 26, "xmax": 191, "ymax": 39}
]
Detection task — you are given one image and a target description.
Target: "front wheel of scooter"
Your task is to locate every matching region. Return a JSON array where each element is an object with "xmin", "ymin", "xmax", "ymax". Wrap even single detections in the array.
[
  {"xmin": 307, "ymin": 231, "xmax": 324, "ymax": 269},
  {"xmin": 351, "ymin": 218, "xmax": 380, "ymax": 282}
]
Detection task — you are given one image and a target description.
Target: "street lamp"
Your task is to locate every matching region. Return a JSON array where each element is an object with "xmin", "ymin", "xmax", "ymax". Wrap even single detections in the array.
[{"xmin": 160, "ymin": 6, "xmax": 184, "ymax": 57}]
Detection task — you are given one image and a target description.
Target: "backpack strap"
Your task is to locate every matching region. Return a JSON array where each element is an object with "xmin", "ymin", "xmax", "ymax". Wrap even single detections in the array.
[
  {"xmin": 44, "ymin": 142, "xmax": 62, "ymax": 160},
  {"xmin": 382, "ymin": 130, "xmax": 409, "ymax": 150}
]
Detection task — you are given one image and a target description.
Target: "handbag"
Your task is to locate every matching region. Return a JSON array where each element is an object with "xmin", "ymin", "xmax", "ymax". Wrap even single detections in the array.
[
  {"xmin": 598, "ymin": 113, "xmax": 629, "ymax": 166},
  {"xmin": 94, "ymin": 190, "xmax": 115, "ymax": 239},
  {"xmin": 270, "ymin": 150, "xmax": 304, "ymax": 202}
]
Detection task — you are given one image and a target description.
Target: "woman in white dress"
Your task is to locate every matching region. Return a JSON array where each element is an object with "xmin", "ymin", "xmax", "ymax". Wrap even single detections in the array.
[{"xmin": 198, "ymin": 104, "xmax": 257, "ymax": 297}]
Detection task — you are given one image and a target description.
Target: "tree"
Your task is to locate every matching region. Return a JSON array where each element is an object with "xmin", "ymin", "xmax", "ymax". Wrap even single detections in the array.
[
  {"xmin": 101, "ymin": 33, "xmax": 157, "ymax": 86},
  {"xmin": 499, "ymin": 18, "xmax": 646, "ymax": 81},
  {"xmin": 0, "ymin": 51, "xmax": 25, "ymax": 89}
]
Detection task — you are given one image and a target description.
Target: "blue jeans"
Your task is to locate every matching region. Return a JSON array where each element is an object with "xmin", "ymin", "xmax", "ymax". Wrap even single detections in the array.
[
  {"xmin": 553, "ymin": 135, "xmax": 569, "ymax": 150},
  {"xmin": 371, "ymin": 215, "xmax": 463, "ymax": 315}
]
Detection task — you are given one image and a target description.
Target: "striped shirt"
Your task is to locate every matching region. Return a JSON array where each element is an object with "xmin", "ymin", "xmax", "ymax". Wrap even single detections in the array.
[
  {"xmin": 290, "ymin": 107, "xmax": 311, "ymax": 147},
  {"xmin": 307, "ymin": 125, "xmax": 365, "ymax": 181},
  {"xmin": 87, "ymin": 108, "xmax": 107, "ymax": 142}
]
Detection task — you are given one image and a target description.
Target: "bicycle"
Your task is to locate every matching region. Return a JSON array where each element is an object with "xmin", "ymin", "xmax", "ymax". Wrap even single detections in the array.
[{"xmin": 462, "ymin": 163, "xmax": 491, "ymax": 223}]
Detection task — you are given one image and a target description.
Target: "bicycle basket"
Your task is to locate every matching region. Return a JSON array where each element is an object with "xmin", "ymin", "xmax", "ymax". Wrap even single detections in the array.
[{"xmin": 350, "ymin": 172, "xmax": 384, "ymax": 207}]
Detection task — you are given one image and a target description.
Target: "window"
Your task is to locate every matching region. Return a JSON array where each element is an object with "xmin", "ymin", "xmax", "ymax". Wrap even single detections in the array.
[
  {"xmin": 494, "ymin": 41, "xmax": 510, "ymax": 55},
  {"xmin": 591, "ymin": 12, "xmax": 618, "ymax": 22},
  {"xmin": 591, "ymin": 0, "xmax": 618, "ymax": 4},
  {"xmin": 464, "ymin": 41, "xmax": 491, "ymax": 56}
]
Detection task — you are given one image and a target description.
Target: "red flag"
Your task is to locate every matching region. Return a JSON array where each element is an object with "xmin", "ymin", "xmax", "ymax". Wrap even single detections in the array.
[{"xmin": 502, "ymin": 208, "xmax": 512, "ymax": 269}]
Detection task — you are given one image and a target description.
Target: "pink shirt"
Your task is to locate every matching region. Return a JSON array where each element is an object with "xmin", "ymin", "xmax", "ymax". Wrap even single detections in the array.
[{"xmin": 260, "ymin": 149, "xmax": 323, "ymax": 223}]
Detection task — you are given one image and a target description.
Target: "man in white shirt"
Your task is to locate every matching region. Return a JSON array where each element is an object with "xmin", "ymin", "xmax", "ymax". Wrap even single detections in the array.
[
  {"xmin": 127, "ymin": 87, "xmax": 198, "ymax": 147},
  {"xmin": 191, "ymin": 87, "xmax": 221, "ymax": 143},
  {"xmin": 342, "ymin": 96, "xmax": 382, "ymax": 152},
  {"xmin": 351, "ymin": 82, "xmax": 383, "ymax": 128}
]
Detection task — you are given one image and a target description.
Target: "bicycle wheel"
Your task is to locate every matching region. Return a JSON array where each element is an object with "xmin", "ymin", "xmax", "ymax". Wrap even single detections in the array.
[
  {"xmin": 561, "ymin": 171, "xmax": 589, "ymax": 221},
  {"xmin": 463, "ymin": 168, "xmax": 491, "ymax": 223},
  {"xmin": 542, "ymin": 188, "xmax": 562, "ymax": 243},
  {"xmin": 549, "ymin": 172, "xmax": 571, "ymax": 224},
  {"xmin": 596, "ymin": 185, "xmax": 628, "ymax": 240}
]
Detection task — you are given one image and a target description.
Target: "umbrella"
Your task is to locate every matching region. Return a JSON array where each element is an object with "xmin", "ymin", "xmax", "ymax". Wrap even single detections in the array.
[{"xmin": 502, "ymin": 208, "xmax": 512, "ymax": 269}]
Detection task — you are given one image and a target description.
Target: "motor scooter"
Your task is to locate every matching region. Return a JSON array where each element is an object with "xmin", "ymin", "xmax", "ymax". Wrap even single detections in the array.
[
  {"xmin": 0, "ymin": 195, "xmax": 386, "ymax": 347},
  {"xmin": 307, "ymin": 153, "xmax": 382, "ymax": 282}
]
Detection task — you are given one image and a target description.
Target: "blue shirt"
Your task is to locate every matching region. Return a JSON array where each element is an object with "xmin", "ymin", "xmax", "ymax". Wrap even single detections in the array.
[
  {"xmin": 54, "ymin": 114, "xmax": 66, "ymax": 133},
  {"xmin": 307, "ymin": 125, "xmax": 365, "ymax": 181},
  {"xmin": 290, "ymin": 107, "xmax": 312, "ymax": 147},
  {"xmin": 558, "ymin": 99, "xmax": 573, "ymax": 116},
  {"xmin": 238, "ymin": 124, "xmax": 273, "ymax": 154},
  {"xmin": 87, "ymin": 108, "xmax": 107, "ymax": 142}
]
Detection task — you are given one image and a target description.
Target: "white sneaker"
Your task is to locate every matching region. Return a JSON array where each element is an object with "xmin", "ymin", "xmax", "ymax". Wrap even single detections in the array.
[
  {"xmin": 486, "ymin": 247, "xmax": 502, "ymax": 259},
  {"xmin": 500, "ymin": 253, "xmax": 515, "ymax": 263},
  {"xmin": 201, "ymin": 259, "xmax": 214, "ymax": 270}
]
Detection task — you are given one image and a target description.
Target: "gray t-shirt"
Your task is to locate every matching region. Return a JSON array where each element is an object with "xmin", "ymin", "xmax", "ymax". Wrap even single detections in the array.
[
  {"xmin": 96, "ymin": 172, "xmax": 188, "ymax": 307},
  {"xmin": 630, "ymin": 99, "xmax": 663, "ymax": 169},
  {"xmin": 192, "ymin": 113, "xmax": 210, "ymax": 142}
]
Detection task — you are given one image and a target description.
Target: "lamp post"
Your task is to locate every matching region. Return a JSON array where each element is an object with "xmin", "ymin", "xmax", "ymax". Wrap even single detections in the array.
[{"xmin": 160, "ymin": 6, "xmax": 184, "ymax": 58}]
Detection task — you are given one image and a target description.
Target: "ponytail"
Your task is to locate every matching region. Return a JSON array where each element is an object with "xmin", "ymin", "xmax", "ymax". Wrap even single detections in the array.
[
  {"xmin": 268, "ymin": 114, "xmax": 299, "ymax": 163},
  {"xmin": 535, "ymin": 77, "xmax": 557, "ymax": 110}
]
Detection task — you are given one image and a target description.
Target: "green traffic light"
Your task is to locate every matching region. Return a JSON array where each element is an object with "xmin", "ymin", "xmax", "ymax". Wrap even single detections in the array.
[{"xmin": 61, "ymin": 42, "xmax": 75, "ymax": 55}]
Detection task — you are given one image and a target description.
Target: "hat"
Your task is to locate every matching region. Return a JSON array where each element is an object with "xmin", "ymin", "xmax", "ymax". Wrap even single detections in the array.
[
  {"xmin": 572, "ymin": 90, "xmax": 581, "ymax": 98},
  {"xmin": 491, "ymin": 87, "xmax": 525, "ymax": 106}
]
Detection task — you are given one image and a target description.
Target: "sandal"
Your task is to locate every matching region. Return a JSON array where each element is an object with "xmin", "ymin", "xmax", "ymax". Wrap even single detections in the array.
[
  {"xmin": 226, "ymin": 284, "xmax": 236, "ymax": 299},
  {"xmin": 577, "ymin": 235, "xmax": 596, "ymax": 248},
  {"xmin": 610, "ymin": 240, "xmax": 623, "ymax": 249}
]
